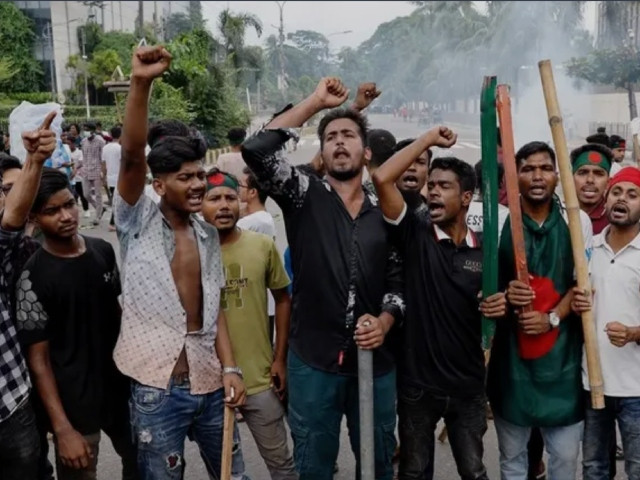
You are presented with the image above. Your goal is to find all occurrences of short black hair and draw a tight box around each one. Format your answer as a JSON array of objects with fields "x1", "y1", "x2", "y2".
[
  {"x1": 242, "y1": 166, "x2": 268, "y2": 204},
  {"x1": 147, "y1": 136, "x2": 207, "y2": 176},
  {"x1": 110, "y1": 126, "x2": 122, "y2": 139},
  {"x1": 366, "y1": 129, "x2": 396, "y2": 168},
  {"x1": 570, "y1": 143, "x2": 613, "y2": 166},
  {"x1": 394, "y1": 138, "x2": 433, "y2": 162},
  {"x1": 83, "y1": 121, "x2": 96, "y2": 131},
  {"x1": 515, "y1": 141, "x2": 556, "y2": 169},
  {"x1": 227, "y1": 128, "x2": 247, "y2": 146},
  {"x1": 317, "y1": 108, "x2": 369, "y2": 149},
  {"x1": 430, "y1": 157, "x2": 476, "y2": 192},
  {"x1": 95, "y1": 121, "x2": 102, "y2": 128},
  {"x1": 474, "y1": 160, "x2": 504, "y2": 195},
  {"x1": 147, "y1": 119, "x2": 190, "y2": 149},
  {"x1": 0, "y1": 153, "x2": 22, "y2": 178},
  {"x1": 32, "y1": 168, "x2": 71, "y2": 213},
  {"x1": 609, "y1": 134, "x2": 625, "y2": 148}
]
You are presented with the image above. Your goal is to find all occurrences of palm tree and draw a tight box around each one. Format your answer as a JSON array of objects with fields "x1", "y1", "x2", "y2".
[{"x1": 217, "y1": 9, "x2": 263, "y2": 86}]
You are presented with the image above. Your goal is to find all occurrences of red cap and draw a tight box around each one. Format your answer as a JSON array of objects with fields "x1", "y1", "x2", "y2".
[{"x1": 608, "y1": 166, "x2": 640, "y2": 191}]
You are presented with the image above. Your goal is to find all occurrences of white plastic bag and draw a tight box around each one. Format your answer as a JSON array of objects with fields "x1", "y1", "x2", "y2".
[{"x1": 9, "y1": 101, "x2": 63, "y2": 163}]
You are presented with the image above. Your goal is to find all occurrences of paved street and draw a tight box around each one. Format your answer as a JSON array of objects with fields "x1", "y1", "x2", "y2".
[{"x1": 47, "y1": 114, "x2": 621, "y2": 478}]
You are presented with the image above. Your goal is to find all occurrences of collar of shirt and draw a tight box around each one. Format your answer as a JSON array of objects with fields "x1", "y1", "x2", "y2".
[
  {"x1": 595, "y1": 225, "x2": 640, "y2": 252},
  {"x1": 433, "y1": 223, "x2": 477, "y2": 247}
]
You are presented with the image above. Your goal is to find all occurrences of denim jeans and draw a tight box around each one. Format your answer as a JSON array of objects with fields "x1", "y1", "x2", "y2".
[
  {"x1": 130, "y1": 380, "x2": 249, "y2": 480},
  {"x1": 287, "y1": 351, "x2": 397, "y2": 480},
  {"x1": 0, "y1": 399, "x2": 40, "y2": 480},
  {"x1": 494, "y1": 414, "x2": 583, "y2": 480},
  {"x1": 397, "y1": 386, "x2": 488, "y2": 480},
  {"x1": 583, "y1": 391, "x2": 640, "y2": 480}
]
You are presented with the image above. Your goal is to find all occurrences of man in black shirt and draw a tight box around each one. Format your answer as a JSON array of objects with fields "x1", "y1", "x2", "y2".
[
  {"x1": 16, "y1": 168, "x2": 137, "y2": 480},
  {"x1": 242, "y1": 77, "x2": 404, "y2": 479},
  {"x1": 372, "y1": 128, "x2": 506, "y2": 480}
]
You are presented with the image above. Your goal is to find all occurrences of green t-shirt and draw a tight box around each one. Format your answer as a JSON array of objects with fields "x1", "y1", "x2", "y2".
[{"x1": 221, "y1": 230, "x2": 290, "y2": 395}]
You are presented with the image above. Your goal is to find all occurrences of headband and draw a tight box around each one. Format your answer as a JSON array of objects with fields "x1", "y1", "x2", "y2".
[
  {"x1": 608, "y1": 166, "x2": 640, "y2": 191},
  {"x1": 572, "y1": 150, "x2": 611, "y2": 174},
  {"x1": 206, "y1": 171, "x2": 238, "y2": 191},
  {"x1": 611, "y1": 138, "x2": 626, "y2": 149}
]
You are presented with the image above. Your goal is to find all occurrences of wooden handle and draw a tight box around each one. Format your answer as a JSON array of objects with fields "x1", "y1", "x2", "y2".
[
  {"x1": 496, "y1": 85, "x2": 532, "y2": 313},
  {"x1": 538, "y1": 59, "x2": 605, "y2": 409},
  {"x1": 220, "y1": 405, "x2": 235, "y2": 479}
]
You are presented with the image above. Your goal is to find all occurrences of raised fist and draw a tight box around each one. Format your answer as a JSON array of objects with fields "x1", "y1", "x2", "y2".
[
  {"x1": 313, "y1": 77, "x2": 349, "y2": 109},
  {"x1": 22, "y1": 111, "x2": 57, "y2": 165},
  {"x1": 131, "y1": 46, "x2": 172, "y2": 80},
  {"x1": 352, "y1": 82, "x2": 381, "y2": 111},
  {"x1": 426, "y1": 126, "x2": 457, "y2": 149}
]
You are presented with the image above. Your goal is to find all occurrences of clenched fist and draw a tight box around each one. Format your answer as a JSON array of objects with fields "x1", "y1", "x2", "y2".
[
  {"x1": 352, "y1": 82, "x2": 381, "y2": 111},
  {"x1": 313, "y1": 77, "x2": 350, "y2": 110},
  {"x1": 425, "y1": 126, "x2": 458, "y2": 149},
  {"x1": 22, "y1": 111, "x2": 57, "y2": 165},
  {"x1": 131, "y1": 45, "x2": 172, "y2": 80}
]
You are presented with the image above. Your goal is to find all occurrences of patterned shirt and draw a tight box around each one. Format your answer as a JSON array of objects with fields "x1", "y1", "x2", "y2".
[
  {"x1": 113, "y1": 192, "x2": 225, "y2": 394},
  {"x1": 242, "y1": 129, "x2": 405, "y2": 377},
  {"x1": 0, "y1": 226, "x2": 32, "y2": 421},
  {"x1": 80, "y1": 135, "x2": 105, "y2": 181}
]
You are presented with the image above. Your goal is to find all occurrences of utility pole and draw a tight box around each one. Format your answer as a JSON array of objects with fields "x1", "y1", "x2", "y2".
[
  {"x1": 275, "y1": 1, "x2": 287, "y2": 92},
  {"x1": 43, "y1": 22, "x2": 56, "y2": 101},
  {"x1": 137, "y1": 0, "x2": 144, "y2": 37},
  {"x1": 81, "y1": 27, "x2": 91, "y2": 118}
]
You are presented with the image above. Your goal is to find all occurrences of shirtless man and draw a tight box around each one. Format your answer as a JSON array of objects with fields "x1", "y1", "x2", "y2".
[{"x1": 113, "y1": 45, "x2": 247, "y2": 480}]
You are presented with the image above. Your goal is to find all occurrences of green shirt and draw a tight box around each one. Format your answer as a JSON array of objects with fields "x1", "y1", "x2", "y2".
[{"x1": 221, "y1": 230, "x2": 290, "y2": 395}]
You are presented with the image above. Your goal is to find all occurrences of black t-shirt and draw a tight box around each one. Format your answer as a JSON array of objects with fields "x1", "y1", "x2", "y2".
[
  {"x1": 16, "y1": 236, "x2": 128, "y2": 434},
  {"x1": 387, "y1": 205, "x2": 485, "y2": 396}
]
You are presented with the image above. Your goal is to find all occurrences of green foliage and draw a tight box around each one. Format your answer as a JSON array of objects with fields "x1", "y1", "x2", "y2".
[
  {"x1": 566, "y1": 48, "x2": 640, "y2": 90},
  {"x1": 164, "y1": 13, "x2": 196, "y2": 41},
  {"x1": 149, "y1": 80, "x2": 194, "y2": 123},
  {"x1": 0, "y1": 92, "x2": 52, "y2": 105},
  {"x1": 0, "y1": 3, "x2": 43, "y2": 92},
  {"x1": 88, "y1": 49, "x2": 121, "y2": 88},
  {"x1": 95, "y1": 31, "x2": 137, "y2": 70}
]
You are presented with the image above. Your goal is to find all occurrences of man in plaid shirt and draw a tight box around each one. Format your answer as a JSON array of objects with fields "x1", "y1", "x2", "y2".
[
  {"x1": 80, "y1": 122, "x2": 106, "y2": 226},
  {"x1": 0, "y1": 112, "x2": 57, "y2": 479}
]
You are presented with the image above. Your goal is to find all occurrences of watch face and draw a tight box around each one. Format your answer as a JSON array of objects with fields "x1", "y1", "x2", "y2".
[{"x1": 550, "y1": 314, "x2": 560, "y2": 327}]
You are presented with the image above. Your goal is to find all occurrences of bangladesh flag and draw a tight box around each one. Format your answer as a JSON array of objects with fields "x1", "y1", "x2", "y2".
[{"x1": 487, "y1": 199, "x2": 584, "y2": 427}]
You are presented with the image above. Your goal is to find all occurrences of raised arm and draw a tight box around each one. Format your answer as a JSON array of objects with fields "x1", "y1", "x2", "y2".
[
  {"x1": 372, "y1": 126, "x2": 457, "y2": 221},
  {"x1": 2, "y1": 111, "x2": 57, "y2": 230},
  {"x1": 118, "y1": 46, "x2": 172, "y2": 205}
]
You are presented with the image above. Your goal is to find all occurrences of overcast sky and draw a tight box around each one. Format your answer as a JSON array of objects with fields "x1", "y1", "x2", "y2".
[{"x1": 201, "y1": 1, "x2": 598, "y2": 51}]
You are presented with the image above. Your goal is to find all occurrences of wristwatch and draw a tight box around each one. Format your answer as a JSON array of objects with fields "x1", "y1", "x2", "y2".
[
  {"x1": 223, "y1": 366, "x2": 243, "y2": 378},
  {"x1": 548, "y1": 311, "x2": 561, "y2": 329}
]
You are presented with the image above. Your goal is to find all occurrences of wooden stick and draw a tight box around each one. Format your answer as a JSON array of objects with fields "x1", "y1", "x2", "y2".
[
  {"x1": 220, "y1": 403, "x2": 235, "y2": 479},
  {"x1": 496, "y1": 85, "x2": 532, "y2": 314},
  {"x1": 633, "y1": 133, "x2": 640, "y2": 167},
  {"x1": 538, "y1": 59, "x2": 605, "y2": 409}
]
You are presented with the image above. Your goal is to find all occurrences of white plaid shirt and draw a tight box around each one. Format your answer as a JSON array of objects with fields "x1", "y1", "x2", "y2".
[
  {"x1": 113, "y1": 192, "x2": 225, "y2": 394},
  {"x1": 0, "y1": 226, "x2": 31, "y2": 421},
  {"x1": 80, "y1": 135, "x2": 105, "y2": 181}
]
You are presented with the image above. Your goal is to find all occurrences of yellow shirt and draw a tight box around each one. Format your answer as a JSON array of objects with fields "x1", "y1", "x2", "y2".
[{"x1": 221, "y1": 230, "x2": 290, "y2": 395}]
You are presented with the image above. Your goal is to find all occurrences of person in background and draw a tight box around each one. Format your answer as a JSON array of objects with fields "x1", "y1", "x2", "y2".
[
  {"x1": 608, "y1": 135, "x2": 626, "y2": 176},
  {"x1": 237, "y1": 166, "x2": 275, "y2": 238},
  {"x1": 80, "y1": 122, "x2": 106, "y2": 226},
  {"x1": 467, "y1": 161, "x2": 509, "y2": 234},
  {"x1": 216, "y1": 128, "x2": 248, "y2": 180},
  {"x1": 102, "y1": 126, "x2": 122, "y2": 231}
]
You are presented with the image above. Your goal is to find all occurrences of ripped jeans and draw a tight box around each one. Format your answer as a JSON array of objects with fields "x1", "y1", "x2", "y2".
[{"x1": 130, "y1": 380, "x2": 250, "y2": 480}]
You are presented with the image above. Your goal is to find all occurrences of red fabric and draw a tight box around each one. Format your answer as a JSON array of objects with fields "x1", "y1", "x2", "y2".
[
  {"x1": 517, "y1": 275, "x2": 561, "y2": 359},
  {"x1": 608, "y1": 166, "x2": 640, "y2": 190}
]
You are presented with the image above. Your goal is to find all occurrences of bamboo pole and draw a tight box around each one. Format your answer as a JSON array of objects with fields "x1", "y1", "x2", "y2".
[
  {"x1": 220, "y1": 404, "x2": 235, "y2": 479},
  {"x1": 538, "y1": 59, "x2": 605, "y2": 409},
  {"x1": 358, "y1": 349, "x2": 375, "y2": 478},
  {"x1": 496, "y1": 85, "x2": 532, "y2": 312}
]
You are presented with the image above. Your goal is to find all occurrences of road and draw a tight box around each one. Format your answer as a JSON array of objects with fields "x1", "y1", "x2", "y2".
[{"x1": 50, "y1": 115, "x2": 617, "y2": 478}]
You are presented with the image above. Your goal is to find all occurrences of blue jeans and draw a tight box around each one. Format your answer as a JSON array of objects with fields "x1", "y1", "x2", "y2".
[
  {"x1": 130, "y1": 380, "x2": 249, "y2": 480},
  {"x1": 287, "y1": 350, "x2": 397, "y2": 480},
  {"x1": 397, "y1": 386, "x2": 488, "y2": 480},
  {"x1": 583, "y1": 392, "x2": 640, "y2": 480},
  {"x1": 0, "y1": 399, "x2": 40, "y2": 480},
  {"x1": 493, "y1": 414, "x2": 582, "y2": 480}
]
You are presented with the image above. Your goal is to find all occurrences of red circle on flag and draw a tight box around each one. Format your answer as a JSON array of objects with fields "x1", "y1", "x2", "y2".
[{"x1": 589, "y1": 152, "x2": 602, "y2": 163}]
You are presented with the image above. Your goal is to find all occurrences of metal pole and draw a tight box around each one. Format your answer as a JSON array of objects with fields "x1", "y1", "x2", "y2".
[
  {"x1": 81, "y1": 27, "x2": 91, "y2": 118},
  {"x1": 275, "y1": 1, "x2": 286, "y2": 92},
  {"x1": 358, "y1": 348, "x2": 374, "y2": 479},
  {"x1": 137, "y1": 0, "x2": 144, "y2": 37}
]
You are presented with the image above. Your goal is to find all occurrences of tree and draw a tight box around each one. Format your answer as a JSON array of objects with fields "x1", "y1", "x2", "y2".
[
  {"x1": 164, "y1": 13, "x2": 195, "y2": 41},
  {"x1": 87, "y1": 49, "x2": 121, "y2": 88},
  {"x1": 566, "y1": 47, "x2": 640, "y2": 119},
  {"x1": 0, "y1": 59, "x2": 18, "y2": 87},
  {"x1": 217, "y1": 9, "x2": 263, "y2": 86},
  {"x1": 150, "y1": 79, "x2": 194, "y2": 123},
  {"x1": 0, "y1": 3, "x2": 43, "y2": 92},
  {"x1": 94, "y1": 31, "x2": 137, "y2": 70}
]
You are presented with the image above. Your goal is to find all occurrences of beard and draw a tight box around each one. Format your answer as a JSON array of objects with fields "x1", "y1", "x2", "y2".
[{"x1": 327, "y1": 166, "x2": 361, "y2": 181}]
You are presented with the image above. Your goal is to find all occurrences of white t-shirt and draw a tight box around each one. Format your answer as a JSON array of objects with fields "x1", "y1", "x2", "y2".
[
  {"x1": 144, "y1": 184, "x2": 161, "y2": 204},
  {"x1": 583, "y1": 227, "x2": 640, "y2": 396},
  {"x1": 466, "y1": 201, "x2": 509, "y2": 236},
  {"x1": 102, "y1": 142, "x2": 122, "y2": 188},
  {"x1": 69, "y1": 148, "x2": 83, "y2": 184},
  {"x1": 237, "y1": 210, "x2": 276, "y2": 238}
]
